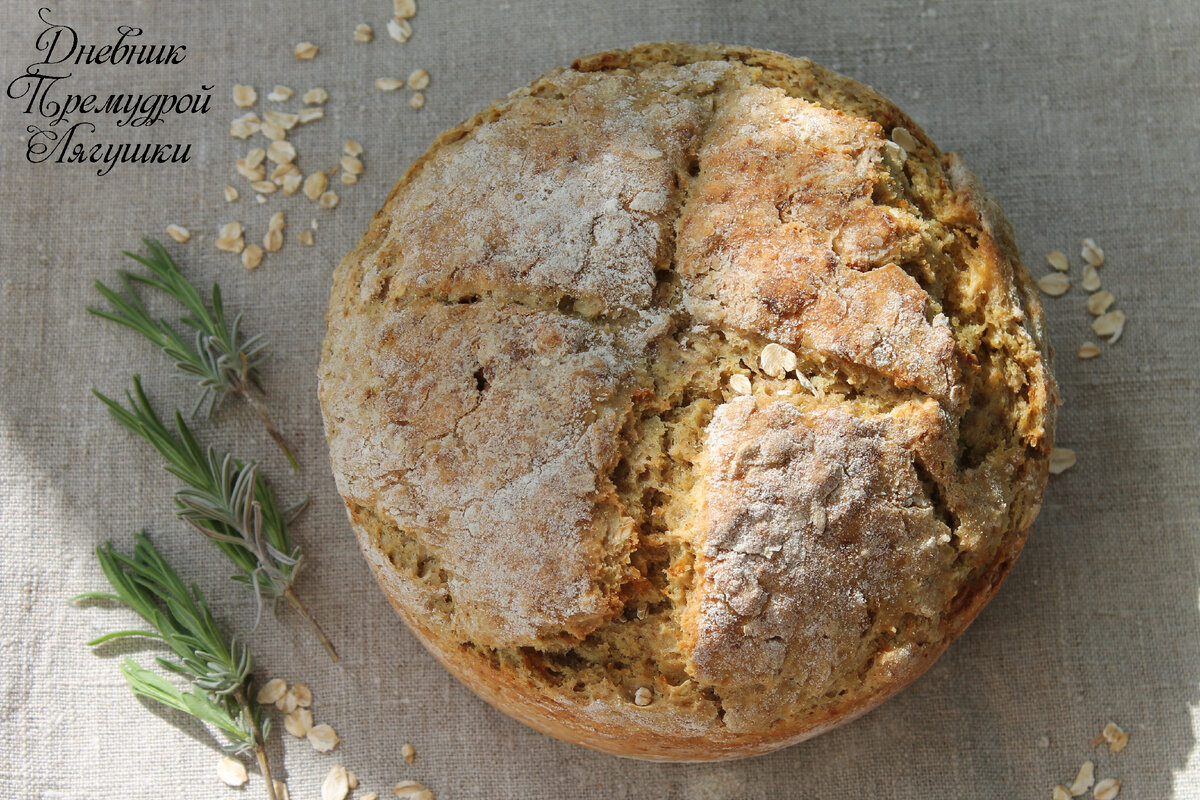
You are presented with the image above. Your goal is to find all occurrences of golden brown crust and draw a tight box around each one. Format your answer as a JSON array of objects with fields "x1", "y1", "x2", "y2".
[{"x1": 319, "y1": 42, "x2": 1056, "y2": 761}]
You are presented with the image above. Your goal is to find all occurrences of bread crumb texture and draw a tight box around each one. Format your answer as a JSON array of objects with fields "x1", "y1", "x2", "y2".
[{"x1": 319, "y1": 43, "x2": 1056, "y2": 759}]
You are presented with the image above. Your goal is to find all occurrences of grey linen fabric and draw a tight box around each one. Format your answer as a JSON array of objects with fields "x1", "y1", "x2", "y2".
[{"x1": 1, "y1": 0, "x2": 1198, "y2": 797}]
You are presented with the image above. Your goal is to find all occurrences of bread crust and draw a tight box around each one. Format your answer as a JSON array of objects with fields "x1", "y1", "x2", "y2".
[{"x1": 319, "y1": 42, "x2": 1056, "y2": 761}]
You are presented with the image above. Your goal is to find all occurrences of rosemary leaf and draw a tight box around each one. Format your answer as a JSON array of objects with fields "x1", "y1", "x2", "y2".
[
  {"x1": 88, "y1": 238, "x2": 297, "y2": 470},
  {"x1": 93, "y1": 377, "x2": 337, "y2": 661},
  {"x1": 77, "y1": 534, "x2": 266, "y2": 749},
  {"x1": 76, "y1": 534, "x2": 280, "y2": 800}
]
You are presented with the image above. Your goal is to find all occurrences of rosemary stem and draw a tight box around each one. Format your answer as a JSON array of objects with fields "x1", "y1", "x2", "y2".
[
  {"x1": 234, "y1": 686, "x2": 279, "y2": 800},
  {"x1": 255, "y1": 746, "x2": 279, "y2": 800},
  {"x1": 234, "y1": 382, "x2": 299, "y2": 472},
  {"x1": 283, "y1": 587, "x2": 339, "y2": 662}
]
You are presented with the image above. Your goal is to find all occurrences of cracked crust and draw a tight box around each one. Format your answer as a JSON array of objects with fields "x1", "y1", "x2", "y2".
[{"x1": 318, "y1": 42, "x2": 1057, "y2": 761}]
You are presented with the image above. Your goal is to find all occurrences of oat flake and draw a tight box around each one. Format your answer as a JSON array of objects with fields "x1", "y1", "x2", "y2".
[
  {"x1": 1047, "y1": 250, "x2": 1069, "y2": 271},
  {"x1": 1049, "y1": 447, "x2": 1076, "y2": 475},
  {"x1": 216, "y1": 756, "x2": 248, "y2": 787},
  {"x1": 232, "y1": 85, "x2": 257, "y2": 108},
  {"x1": 407, "y1": 69, "x2": 430, "y2": 90},
  {"x1": 1037, "y1": 272, "x2": 1070, "y2": 296},
  {"x1": 1069, "y1": 760, "x2": 1095, "y2": 796},
  {"x1": 241, "y1": 243, "x2": 264, "y2": 270},
  {"x1": 322, "y1": 765, "x2": 351, "y2": 800},
  {"x1": 308, "y1": 723, "x2": 340, "y2": 752}
]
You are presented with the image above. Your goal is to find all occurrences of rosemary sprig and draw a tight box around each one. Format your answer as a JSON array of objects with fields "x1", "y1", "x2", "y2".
[
  {"x1": 75, "y1": 533, "x2": 279, "y2": 800},
  {"x1": 88, "y1": 238, "x2": 298, "y2": 470},
  {"x1": 94, "y1": 375, "x2": 338, "y2": 661}
]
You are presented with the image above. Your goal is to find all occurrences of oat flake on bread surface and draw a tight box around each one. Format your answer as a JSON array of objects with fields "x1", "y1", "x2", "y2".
[{"x1": 318, "y1": 42, "x2": 1056, "y2": 761}]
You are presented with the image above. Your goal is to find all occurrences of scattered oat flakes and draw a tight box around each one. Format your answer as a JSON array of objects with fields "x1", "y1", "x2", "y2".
[
  {"x1": 344, "y1": 140, "x2": 363, "y2": 157},
  {"x1": 341, "y1": 155, "x2": 364, "y2": 175},
  {"x1": 267, "y1": 85, "x2": 295, "y2": 102},
  {"x1": 375, "y1": 77, "x2": 405, "y2": 91},
  {"x1": 245, "y1": 147, "x2": 266, "y2": 169},
  {"x1": 729, "y1": 374, "x2": 752, "y2": 395},
  {"x1": 1093, "y1": 778, "x2": 1120, "y2": 800},
  {"x1": 759, "y1": 342, "x2": 798, "y2": 378},
  {"x1": 409, "y1": 92, "x2": 425, "y2": 110},
  {"x1": 289, "y1": 681, "x2": 310, "y2": 706},
  {"x1": 282, "y1": 172, "x2": 303, "y2": 195},
  {"x1": 304, "y1": 171, "x2": 329, "y2": 201},
  {"x1": 216, "y1": 221, "x2": 245, "y2": 253},
  {"x1": 395, "y1": 0, "x2": 417, "y2": 18},
  {"x1": 299, "y1": 229, "x2": 315, "y2": 246},
  {"x1": 294, "y1": 41, "x2": 319, "y2": 60},
  {"x1": 264, "y1": 110, "x2": 299, "y2": 130},
  {"x1": 267, "y1": 140, "x2": 297, "y2": 165},
  {"x1": 883, "y1": 139, "x2": 906, "y2": 164},
  {"x1": 298, "y1": 107, "x2": 324, "y2": 124},
  {"x1": 891, "y1": 125, "x2": 919, "y2": 152},
  {"x1": 284, "y1": 707, "x2": 313, "y2": 738},
  {"x1": 1049, "y1": 447, "x2": 1076, "y2": 475},
  {"x1": 1037, "y1": 273, "x2": 1071, "y2": 296},
  {"x1": 166, "y1": 224, "x2": 191, "y2": 243},
  {"x1": 634, "y1": 687, "x2": 653, "y2": 706},
  {"x1": 1053, "y1": 787, "x2": 1072, "y2": 800},
  {"x1": 322, "y1": 765, "x2": 351, "y2": 800},
  {"x1": 224, "y1": 185, "x2": 239, "y2": 202},
  {"x1": 260, "y1": 120, "x2": 286, "y2": 141},
  {"x1": 1092, "y1": 310, "x2": 1125, "y2": 342},
  {"x1": 251, "y1": 180, "x2": 278, "y2": 195},
  {"x1": 319, "y1": 190, "x2": 340, "y2": 209},
  {"x1": 362, "y1": 794, "x2": 379, "y2": 800},
  {"x1": 264, "y1": 228, "x2": 283, "y2": 253},
  {"x1": 1101, "y1": 721, "x2": 1128, "y2": 752},
  {"x1": 348, "y1": 771, "x2": 359, "y2": 790},
  {"x1": 354, "y1": 23, "x2": 374, "y2": 42},
  {"x1": 1047, "y1": 250, "x2": 1069, "y2": 272},
  {"x1": 1069, "y1": 760, "x2": 1095, "y2": 796},
  {"x1": 394, "y1": 780, "x2": 433, "y2": 800},
  {"x1": 232, "y1": 85, "x2": 257, "y2": 108},
  {"x1": 341, "y1": 172, "x2": 358, "y2": 185},
  {"x1": 1077, "y1": 342, "x2": 1101, "y2": 359},
  {"x1": 274, "y1": 690, "x2": 298, "y2": 714},
  {"x1": 255, "y1": 194, "x2": 267, "y2": 204},
  {"x1": 308, "y1": 723, "x2": 340, "y2": 753},
  {"x1": 271, "y1": 163, "x2": 298, "y2": 183},
  {"x1": 1086, "y1": 290, "x2": 1115, "y2": 316},
  {"x1": 401, "y1": 742, "x2": 415, "y2": 763},
  {"x1": 407, "y1": 69, "x2": 430, "y2": 90},
  {"x1": 216, "y1": 756, "x2": 248, "y2": 787},
  {"x1": 236, "y1": 160, "x2": 265, "y2": 182},
  {"x1": 242, "y1": 243, "x2": 264, "y2": 270},
  {"x1": 1081, "y1": 264, "x2": 1101, "y2": 292},
  {"x1": 387, "y1": 17, "x2": 413, "y2": 43},
  {"x1": 230, "y1": 116, "x2": 259, "y2": 139},
  {"x1": 269, "y1": 211, "x2": 285, "y2": 232},
  {"x1": 1081, "y1": 238, "x2": 1104, "y2": 267},
  {"x1": 302, "y1": 87, "x2": 328, "y2": 105}
]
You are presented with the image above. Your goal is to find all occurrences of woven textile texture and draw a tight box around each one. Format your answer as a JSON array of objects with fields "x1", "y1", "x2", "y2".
[{"x1": 1, "y1": 1, "x2": 1197, "y2": 798}]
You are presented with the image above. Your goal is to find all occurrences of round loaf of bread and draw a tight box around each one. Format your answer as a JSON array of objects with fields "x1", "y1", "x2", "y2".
[{"x1": 318, "y1": 42, "x2": 1056, "y2": 761}]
